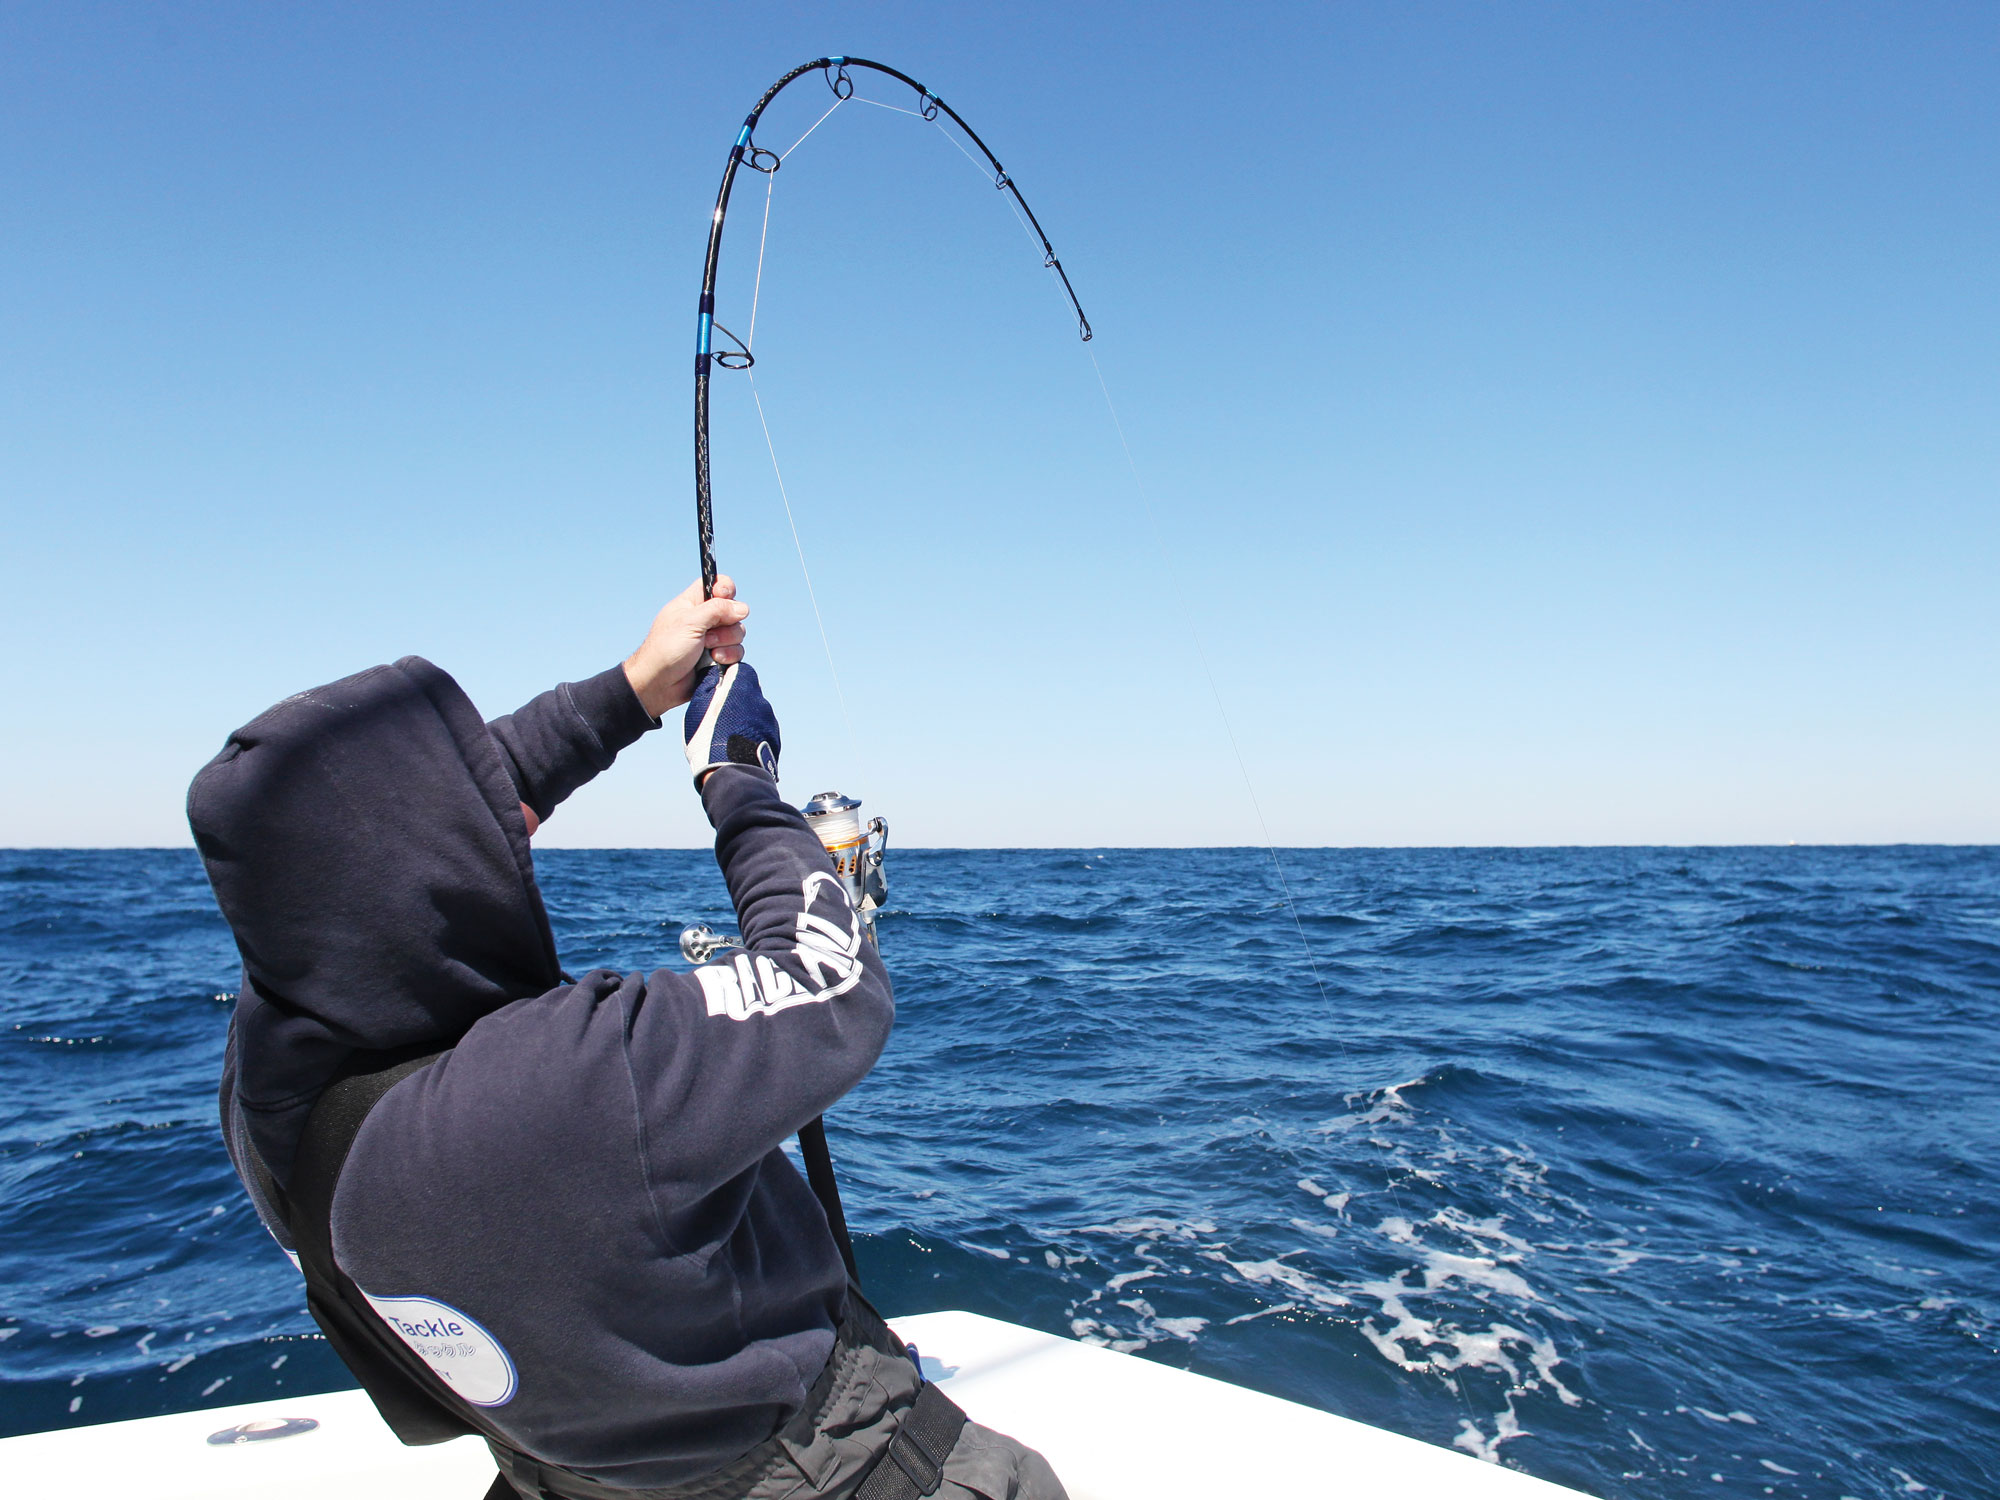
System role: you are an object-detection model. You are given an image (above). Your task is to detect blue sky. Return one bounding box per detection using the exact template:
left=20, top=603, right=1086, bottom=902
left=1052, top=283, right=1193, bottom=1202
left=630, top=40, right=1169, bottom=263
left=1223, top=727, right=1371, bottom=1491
left=3, top=2, right=1995, bottom=847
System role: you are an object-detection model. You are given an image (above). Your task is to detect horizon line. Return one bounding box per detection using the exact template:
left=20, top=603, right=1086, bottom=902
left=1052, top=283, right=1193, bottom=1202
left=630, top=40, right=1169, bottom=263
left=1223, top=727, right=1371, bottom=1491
left=6, top=842, right=1998, bottom=854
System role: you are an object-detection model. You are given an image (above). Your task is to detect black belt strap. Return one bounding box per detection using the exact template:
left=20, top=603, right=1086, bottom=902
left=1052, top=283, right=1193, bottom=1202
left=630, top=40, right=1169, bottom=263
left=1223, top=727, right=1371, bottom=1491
left=798, top=1116, right=860, bottom=1285
left=853, top=1383, right=969, bottom=1500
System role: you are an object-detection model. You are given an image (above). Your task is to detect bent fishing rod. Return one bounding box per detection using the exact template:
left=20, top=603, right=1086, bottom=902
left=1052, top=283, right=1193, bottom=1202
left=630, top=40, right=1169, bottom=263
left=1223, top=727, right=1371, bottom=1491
left=692, top=54, right=1092, bottom=598
left=682, top=56, right=1093, bottom=1284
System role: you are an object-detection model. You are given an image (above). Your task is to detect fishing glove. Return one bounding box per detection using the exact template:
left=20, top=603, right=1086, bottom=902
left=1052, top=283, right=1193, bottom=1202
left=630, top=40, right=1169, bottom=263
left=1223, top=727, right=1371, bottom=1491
left=684, top=662, right=782, bottom=787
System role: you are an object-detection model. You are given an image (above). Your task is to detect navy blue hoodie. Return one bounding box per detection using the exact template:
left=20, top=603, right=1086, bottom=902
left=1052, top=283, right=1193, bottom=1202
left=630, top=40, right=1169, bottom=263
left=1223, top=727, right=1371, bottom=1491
left=189, top=657, right=894, bottom=1487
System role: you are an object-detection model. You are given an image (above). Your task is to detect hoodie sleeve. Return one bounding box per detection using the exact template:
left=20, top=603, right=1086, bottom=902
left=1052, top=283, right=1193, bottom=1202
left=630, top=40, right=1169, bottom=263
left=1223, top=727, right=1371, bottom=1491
left=619, top=764, right=897, bottom=1193
left=486, top=664, right=660, bottom=822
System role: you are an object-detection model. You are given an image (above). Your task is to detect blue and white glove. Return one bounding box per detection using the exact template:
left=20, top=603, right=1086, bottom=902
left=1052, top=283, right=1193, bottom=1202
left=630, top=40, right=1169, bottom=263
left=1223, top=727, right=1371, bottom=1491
left=683, top=662, right=781, bottom=787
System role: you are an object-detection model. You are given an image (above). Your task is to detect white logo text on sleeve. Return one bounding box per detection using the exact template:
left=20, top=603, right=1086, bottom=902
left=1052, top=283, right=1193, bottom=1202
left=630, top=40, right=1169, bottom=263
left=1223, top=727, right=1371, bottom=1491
left=695, top=872, right=865, bottom=1022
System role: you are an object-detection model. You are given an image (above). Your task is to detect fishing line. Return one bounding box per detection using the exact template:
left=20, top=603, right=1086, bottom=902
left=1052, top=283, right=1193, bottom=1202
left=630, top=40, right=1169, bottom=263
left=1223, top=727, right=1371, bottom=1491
left=1082, top=348, right=1341, bottom=1016
left=748, top=99, right=846, bottom=352
left=1077, top=344, right=1440, bottom=1227
left=924, top=119, right=1450, bottom=1376
left=748, top=369, right=863, bottom=771
left=856, top=95, right=1053, bottom=282
left=734, top=102, right=863, bottom=771
left=900, top=99, right=1358, bottom=1032
left=693, top=64, right=1483, bottom=1422
left=746, top=174, right=775, bottom=352
left=849, top=94, right=927, bottom=119
left=926, top=118, right=1050, bottom=255
left=905, top=111, right=1422, bottom=1242
left=1047, top=335, right=1480, bottom=1421
left=779, top=98, right=847, bottom=162
left=1081, top=347, right=1488, bottom=1436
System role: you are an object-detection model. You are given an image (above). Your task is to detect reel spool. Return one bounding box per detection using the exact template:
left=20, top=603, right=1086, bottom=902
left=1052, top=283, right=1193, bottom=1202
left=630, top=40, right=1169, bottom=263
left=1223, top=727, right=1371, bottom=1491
left=679, top=791, right=890, bottom=964
left=802, top=791, right=889, bottom=943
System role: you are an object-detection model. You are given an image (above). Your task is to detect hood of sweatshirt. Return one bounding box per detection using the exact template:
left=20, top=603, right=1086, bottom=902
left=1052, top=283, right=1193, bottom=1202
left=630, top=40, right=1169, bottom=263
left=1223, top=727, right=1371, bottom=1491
left=189, top=655, right=563, bottom=1183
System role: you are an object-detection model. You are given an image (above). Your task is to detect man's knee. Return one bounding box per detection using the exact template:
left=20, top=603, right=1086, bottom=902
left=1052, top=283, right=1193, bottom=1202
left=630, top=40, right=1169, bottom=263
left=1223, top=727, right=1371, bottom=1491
left=938, top=1420, right=1069, bottom=1500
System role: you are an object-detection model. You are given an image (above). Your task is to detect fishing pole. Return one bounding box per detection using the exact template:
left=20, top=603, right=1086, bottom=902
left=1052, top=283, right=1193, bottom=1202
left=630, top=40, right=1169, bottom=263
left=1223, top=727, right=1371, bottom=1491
left=692, top=54, right=1092, bottom=599
left=683, top=56, right=1091, bottom=1286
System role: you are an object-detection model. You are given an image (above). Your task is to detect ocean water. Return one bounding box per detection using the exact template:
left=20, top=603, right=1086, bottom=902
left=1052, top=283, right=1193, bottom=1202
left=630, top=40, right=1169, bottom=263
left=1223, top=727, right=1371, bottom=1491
left=1, top=846, right=1995, bottom=1499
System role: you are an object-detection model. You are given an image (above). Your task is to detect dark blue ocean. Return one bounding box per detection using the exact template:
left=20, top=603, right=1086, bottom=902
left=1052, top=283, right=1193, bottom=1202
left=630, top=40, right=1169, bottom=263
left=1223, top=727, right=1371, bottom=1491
left=2, top=847, right=1995, bottom=1498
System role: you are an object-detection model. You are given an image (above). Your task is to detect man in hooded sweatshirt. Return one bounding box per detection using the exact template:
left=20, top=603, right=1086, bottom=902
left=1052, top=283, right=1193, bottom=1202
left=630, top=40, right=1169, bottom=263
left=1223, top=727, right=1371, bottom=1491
left=188, top=578, right=1066, bottom=1500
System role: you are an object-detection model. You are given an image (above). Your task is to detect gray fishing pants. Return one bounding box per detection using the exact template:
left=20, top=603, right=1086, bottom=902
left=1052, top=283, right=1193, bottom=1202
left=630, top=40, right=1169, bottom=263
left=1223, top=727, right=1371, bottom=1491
left=493, top=1325, right=1068, bottom=1500
left=709, top=1336, right=1067, bottom=1500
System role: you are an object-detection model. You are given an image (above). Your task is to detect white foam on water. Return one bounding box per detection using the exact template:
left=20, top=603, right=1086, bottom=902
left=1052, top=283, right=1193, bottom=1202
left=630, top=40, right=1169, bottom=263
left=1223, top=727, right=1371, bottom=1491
left=1433, top=1208, right=1534, bottom=1256
left=1761, top=1460, right=1799, bottom=1475
left=1317, top=1077, right=1423, bottom=1136
left=1215, top=1254, right=1355, bottom=1311
left=1067, top=1218, right=1238, bottom=1350
left=1078, top=1216, right=1218, bottom=1240
left=1106, top=1270, right=1159, bottom=1292
left=1224, top=1303, right=1299, bottom=1326
left=1057, top=1074, right=1612, bottom=1441
left=1681, top=1404, right=1756, bottom=1426
left=1417, top=1250, right=1538, bottom=1302
left=1111, top=1298, right=1206, bottom=1342
left=1353, top=1219, right=1581, bottom=1408
left=1592, top=1239, right=1651, bottom=1274
left=1066, top=1311, right=1171, bottom=1354
left=1453, top=1401, right=1527, bottom=1463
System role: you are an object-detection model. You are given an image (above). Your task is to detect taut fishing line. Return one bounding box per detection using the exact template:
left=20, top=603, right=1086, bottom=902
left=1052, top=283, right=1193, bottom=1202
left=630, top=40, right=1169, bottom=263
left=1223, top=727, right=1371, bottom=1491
left=1070, top=344, right=1466, bottom=1425
left=733, top=98, right=860, bottom=768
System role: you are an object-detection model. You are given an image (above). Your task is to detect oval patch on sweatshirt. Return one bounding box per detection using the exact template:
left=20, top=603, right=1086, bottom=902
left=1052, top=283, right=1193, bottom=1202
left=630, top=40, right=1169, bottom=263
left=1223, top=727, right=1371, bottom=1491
left=361, top=1292, right=518, bottom=1406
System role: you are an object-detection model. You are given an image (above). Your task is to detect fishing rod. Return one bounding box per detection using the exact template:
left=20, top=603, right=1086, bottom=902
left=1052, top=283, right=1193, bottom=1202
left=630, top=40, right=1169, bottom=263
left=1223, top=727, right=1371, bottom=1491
left=682, top=56, right=1092, bottom=1285
left=692, top=54, right=1092, bottom=598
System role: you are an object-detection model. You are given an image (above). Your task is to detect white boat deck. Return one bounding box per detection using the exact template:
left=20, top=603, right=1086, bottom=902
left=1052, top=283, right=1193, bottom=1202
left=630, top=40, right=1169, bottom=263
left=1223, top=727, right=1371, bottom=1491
left=0, top=1311, right=1595, bottom=1498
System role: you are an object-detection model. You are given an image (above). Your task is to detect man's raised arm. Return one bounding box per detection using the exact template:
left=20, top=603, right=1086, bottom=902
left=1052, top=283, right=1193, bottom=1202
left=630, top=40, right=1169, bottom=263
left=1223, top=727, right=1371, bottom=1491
left=485, top=577, right=751, bottom=826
